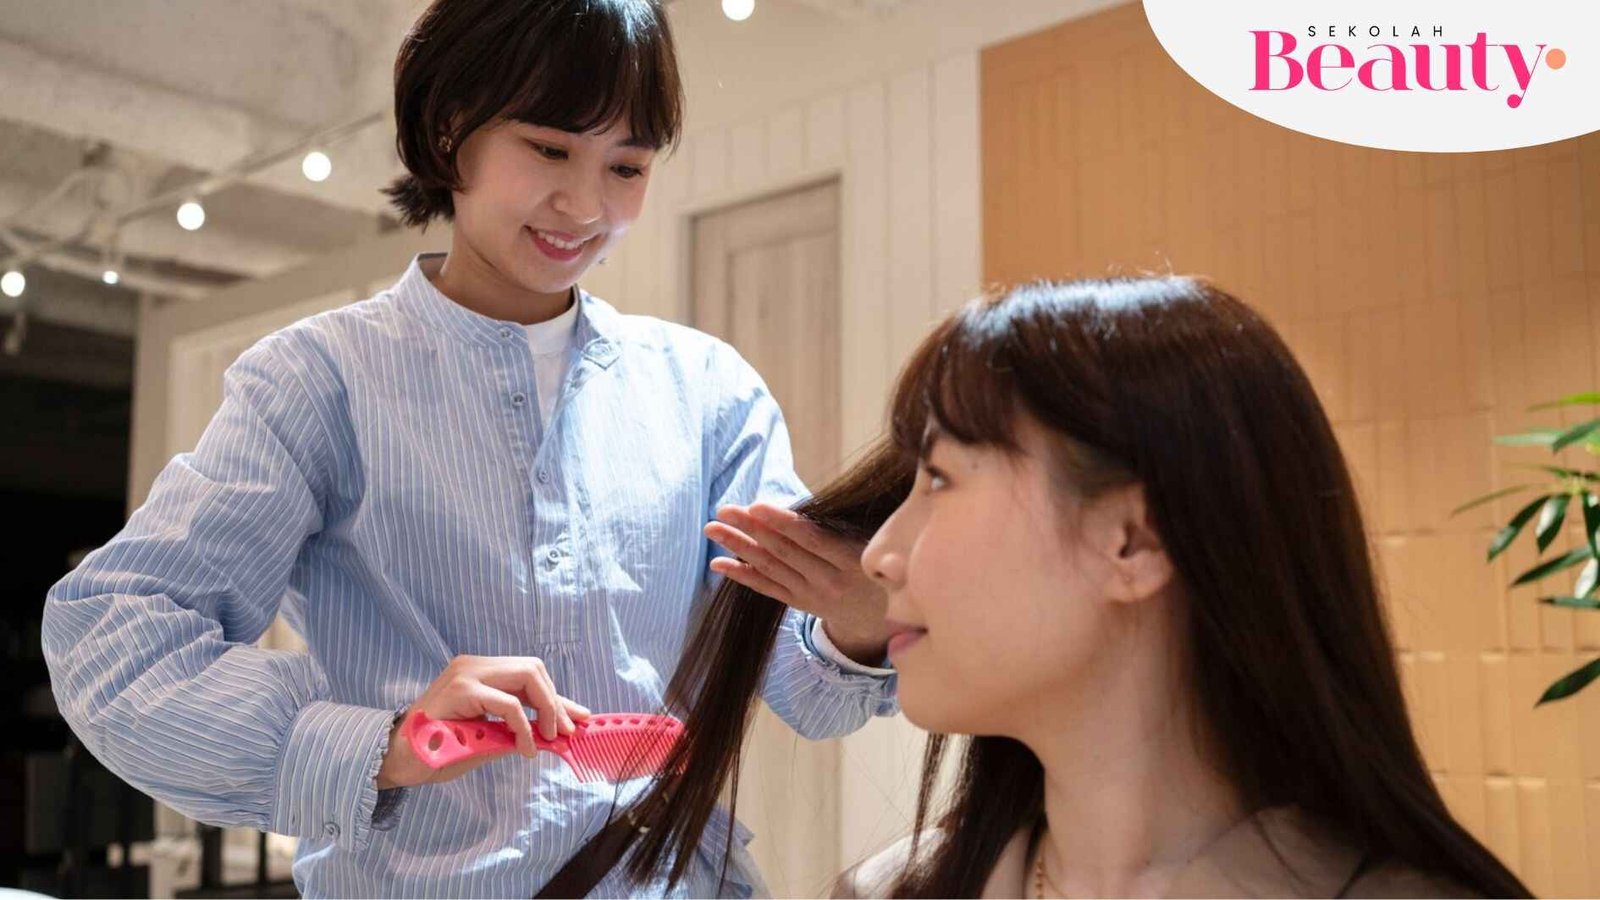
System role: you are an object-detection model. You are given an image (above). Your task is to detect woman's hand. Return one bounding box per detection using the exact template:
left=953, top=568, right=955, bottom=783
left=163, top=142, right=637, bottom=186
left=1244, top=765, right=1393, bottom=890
left=705, top=503, right=892, bottom=665
left=377, top=655, right=592, bottom=789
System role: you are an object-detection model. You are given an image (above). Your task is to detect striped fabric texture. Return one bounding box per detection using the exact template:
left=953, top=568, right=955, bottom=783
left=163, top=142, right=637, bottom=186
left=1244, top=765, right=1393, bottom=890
left=42, top=254, right=899, bottom=898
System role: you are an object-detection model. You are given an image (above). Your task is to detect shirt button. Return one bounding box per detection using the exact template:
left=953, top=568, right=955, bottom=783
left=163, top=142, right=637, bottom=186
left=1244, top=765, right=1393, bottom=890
left=537, top=469, right=551, bottom=484
left=499, top=327, right=513, bottom=340
left=511, top=392, right=526, bottom=406
left=323, top=822, right=340, bottom=839
left=547, top=548, right=561, bottom=563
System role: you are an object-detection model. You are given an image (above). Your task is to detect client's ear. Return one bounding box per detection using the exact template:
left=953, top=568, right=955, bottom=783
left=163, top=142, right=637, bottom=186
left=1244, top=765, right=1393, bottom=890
left=1088, top=483, right=1174, bottom=604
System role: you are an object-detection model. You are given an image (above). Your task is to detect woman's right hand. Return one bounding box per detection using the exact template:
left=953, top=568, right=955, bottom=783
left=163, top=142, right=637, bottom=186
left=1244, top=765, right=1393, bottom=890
left=376, top=655, right=592, bottom=789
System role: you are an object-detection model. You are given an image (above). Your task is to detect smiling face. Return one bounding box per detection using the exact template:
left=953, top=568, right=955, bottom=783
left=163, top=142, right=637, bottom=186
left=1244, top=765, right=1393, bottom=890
left=449, top=119, right=657, bottom=298
left=861, top=414, right=1157, bottom=738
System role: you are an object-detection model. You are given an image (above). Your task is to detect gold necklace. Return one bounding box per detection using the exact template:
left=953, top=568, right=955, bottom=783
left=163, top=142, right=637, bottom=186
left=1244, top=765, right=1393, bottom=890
left=1033, top=826, right=1066, bottom=898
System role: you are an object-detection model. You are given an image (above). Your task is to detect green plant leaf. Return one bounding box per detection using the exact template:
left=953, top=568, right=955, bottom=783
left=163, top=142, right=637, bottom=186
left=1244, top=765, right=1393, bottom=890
left=1512, top=545, right=1595, bottom=586
left=1552, top=419, right=1600, bottom=452
left=1495, top=428, right=1565, bottom=447
left=1537, top=655, right=1600, bottom=705
left=1542, top=595, right=1600, bottom=610
left=1577, top=558, right=1600, bottom=598
left=1535, top=494, right=1572, bottom=552
left=1586, top=495, right=1600, bottom=560
left=1530, top=393, right=1600, bottom=411
left=1450, top=484, right=1535, bottom=516
left=1513, top=464, right=1600, bottom=482
left=1490, top=495, right=1553, bottom=561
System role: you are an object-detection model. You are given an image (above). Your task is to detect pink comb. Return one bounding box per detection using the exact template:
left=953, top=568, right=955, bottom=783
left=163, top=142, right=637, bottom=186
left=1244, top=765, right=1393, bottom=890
left=403, top=711, right=684, bottom=783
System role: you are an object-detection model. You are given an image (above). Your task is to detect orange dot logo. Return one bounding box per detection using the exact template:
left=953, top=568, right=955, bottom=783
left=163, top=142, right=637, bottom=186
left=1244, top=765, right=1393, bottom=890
left=1547, top=48, right=1567, bottom=70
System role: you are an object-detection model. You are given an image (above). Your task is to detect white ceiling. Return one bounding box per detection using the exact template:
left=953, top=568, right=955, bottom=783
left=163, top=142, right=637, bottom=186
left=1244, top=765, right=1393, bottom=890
left=0, top=0, right=925, bottom=334
left=0, top=0, right=427, bottom=329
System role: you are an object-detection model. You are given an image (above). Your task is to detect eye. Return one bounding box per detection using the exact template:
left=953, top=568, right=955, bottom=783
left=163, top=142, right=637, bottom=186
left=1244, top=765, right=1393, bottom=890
left=528, top=141, right=568, bottom=160
left=920, top=463, right=948, bottom=492
left=612, top=164, right=646, bottom=179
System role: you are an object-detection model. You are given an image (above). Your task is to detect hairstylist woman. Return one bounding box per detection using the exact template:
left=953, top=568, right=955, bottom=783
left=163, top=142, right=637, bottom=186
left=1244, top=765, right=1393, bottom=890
left=40, top=1, right=897, bottom=896
left=825, top=278, right=1529, bottom=897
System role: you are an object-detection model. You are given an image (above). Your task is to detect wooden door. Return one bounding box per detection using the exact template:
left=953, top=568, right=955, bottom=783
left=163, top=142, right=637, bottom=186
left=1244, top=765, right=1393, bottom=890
left=692, top=179, right=844, bottom=897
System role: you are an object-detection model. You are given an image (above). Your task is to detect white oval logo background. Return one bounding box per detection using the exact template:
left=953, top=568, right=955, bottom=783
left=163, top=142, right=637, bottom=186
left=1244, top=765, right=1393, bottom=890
left=1142, top=0, right=1599, bottom=153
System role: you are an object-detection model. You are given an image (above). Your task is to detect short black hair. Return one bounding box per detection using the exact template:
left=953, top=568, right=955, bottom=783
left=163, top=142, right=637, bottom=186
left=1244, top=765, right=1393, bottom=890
left=384, top=0, right=684, bottom=229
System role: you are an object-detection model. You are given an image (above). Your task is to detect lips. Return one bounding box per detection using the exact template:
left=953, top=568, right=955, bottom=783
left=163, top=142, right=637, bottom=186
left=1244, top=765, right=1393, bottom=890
left=527, top=226, right=592, bottom=262
left=885, top=619, right=928, bottom=658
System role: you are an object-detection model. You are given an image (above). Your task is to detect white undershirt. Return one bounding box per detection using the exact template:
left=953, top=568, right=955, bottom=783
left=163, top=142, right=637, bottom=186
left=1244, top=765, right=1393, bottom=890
left=523, top=292, right=582, bottom=430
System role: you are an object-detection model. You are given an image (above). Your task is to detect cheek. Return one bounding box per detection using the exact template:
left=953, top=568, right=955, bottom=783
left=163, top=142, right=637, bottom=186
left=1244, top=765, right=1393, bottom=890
left=896, top=499, right=1100, bottom=734
left=604, top=179, right=649, bottom=228
left=456, top=155, right=542, bottom=224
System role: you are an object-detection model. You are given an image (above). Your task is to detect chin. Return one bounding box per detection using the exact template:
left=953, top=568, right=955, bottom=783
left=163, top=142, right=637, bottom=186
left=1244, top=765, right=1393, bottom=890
left=898, top=678, right=985, bottom=735
left=508, top=253, right=589, bottom=295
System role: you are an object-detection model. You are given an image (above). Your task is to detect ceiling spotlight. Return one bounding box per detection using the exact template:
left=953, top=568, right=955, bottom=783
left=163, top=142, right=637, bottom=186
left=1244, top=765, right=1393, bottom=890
left=1, top=269, right=24, bottom=298
left=302, top=150, right=332, bottom=183
left=176, top=200, right=206, bottom=231
left=722, top=0, right=754, bottom=21
left=100, top=236, right=123, bottom=287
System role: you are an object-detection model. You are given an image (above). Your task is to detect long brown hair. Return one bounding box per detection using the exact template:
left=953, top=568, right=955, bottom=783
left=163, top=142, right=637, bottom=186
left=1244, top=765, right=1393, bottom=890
left=591, top=439, right=912, bottom=891
left=587, top=276, right=1529, bottom=898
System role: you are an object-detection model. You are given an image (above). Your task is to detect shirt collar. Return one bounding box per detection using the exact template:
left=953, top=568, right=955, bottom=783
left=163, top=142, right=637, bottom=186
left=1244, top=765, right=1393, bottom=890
left=391, top=252, right=621, bottom=368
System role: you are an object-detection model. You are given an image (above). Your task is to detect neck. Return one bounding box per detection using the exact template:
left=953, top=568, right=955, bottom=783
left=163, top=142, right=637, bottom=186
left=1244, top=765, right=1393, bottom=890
left=1015, top=611, right=1245, bottom=897
left=429, top=239, right=574, bottom=325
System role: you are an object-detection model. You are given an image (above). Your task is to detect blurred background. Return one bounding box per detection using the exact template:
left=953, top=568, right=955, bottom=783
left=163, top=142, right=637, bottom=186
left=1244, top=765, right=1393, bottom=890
left=1, top=0, right=1596, bottom=896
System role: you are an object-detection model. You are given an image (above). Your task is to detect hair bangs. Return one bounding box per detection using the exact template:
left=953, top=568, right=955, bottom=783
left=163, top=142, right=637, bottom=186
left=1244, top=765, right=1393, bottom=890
left=498, top=1, right=682, bottom=149
left=890, top=295, right=1028, bottom=462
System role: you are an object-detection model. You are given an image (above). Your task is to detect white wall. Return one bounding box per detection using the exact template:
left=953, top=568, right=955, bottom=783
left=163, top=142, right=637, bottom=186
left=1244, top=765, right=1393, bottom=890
left=582, top=47, right=981, bottom=452
left=665, top=0, right=1127, bottom=139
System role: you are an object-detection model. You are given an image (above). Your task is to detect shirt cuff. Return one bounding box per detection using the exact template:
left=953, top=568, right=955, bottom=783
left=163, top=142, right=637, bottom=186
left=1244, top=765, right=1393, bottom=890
left=371, top=703, right=413, bottom=832
left=806, top=614, right=895, bottom=677
left=270, top=700, right=397, bottom=851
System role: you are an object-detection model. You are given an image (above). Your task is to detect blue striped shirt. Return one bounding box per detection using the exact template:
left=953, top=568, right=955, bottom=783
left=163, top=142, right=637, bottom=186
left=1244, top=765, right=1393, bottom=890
left=41, top=254, right=899, bottom=898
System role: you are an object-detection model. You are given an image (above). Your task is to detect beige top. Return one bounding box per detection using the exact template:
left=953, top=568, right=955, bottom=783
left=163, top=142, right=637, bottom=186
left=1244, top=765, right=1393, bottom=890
left=831, top=806, right=1474, bottom=898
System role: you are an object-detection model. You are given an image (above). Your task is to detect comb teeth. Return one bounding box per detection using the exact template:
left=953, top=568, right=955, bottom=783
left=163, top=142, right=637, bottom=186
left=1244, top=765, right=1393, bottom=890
left=554, top=714, right=684, bottom=783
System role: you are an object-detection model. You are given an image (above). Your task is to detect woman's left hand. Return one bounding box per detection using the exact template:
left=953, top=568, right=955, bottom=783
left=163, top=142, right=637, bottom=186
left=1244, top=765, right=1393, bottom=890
left=705, top=502, right=891, bottom=665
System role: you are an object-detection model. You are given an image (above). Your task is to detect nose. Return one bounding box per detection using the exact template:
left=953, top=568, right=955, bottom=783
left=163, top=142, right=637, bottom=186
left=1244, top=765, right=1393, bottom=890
left=860, top=514, right=907, bottom=590
left=550, top=167, right=603, bottom=226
